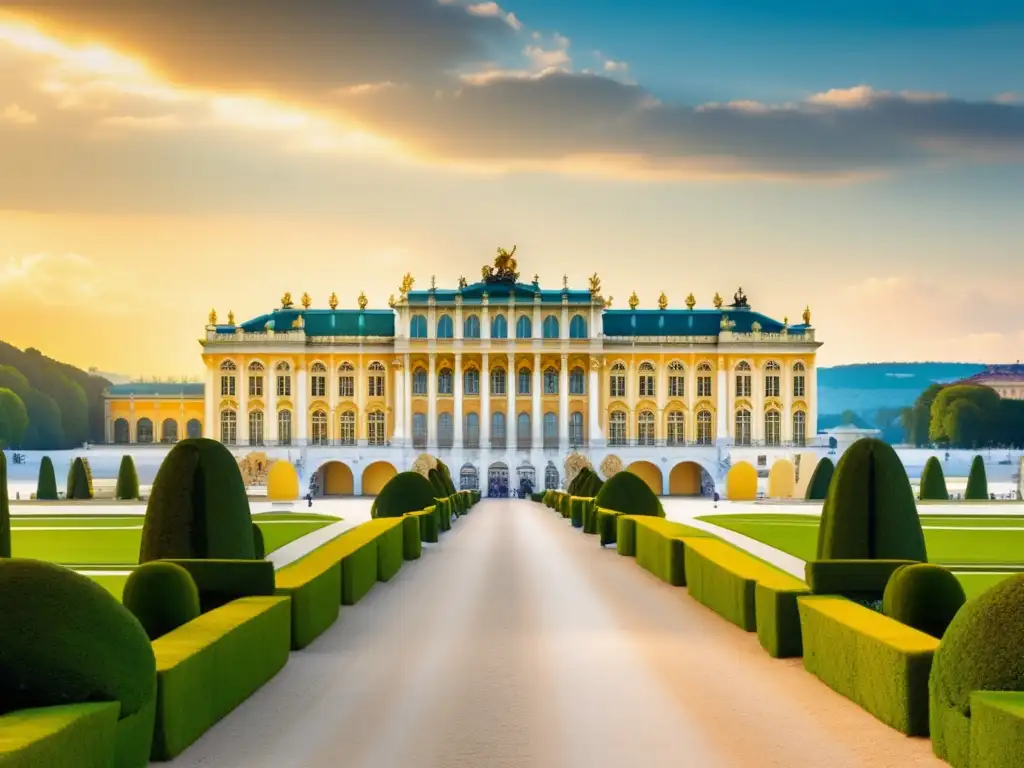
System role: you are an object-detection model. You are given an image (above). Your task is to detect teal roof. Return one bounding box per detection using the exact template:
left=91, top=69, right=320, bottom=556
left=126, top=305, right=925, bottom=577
left=220, top=309, right=395, bottom=337
left=408, top=279, right=593, bottom=305
left=602, top=308, right=808, bottom=337
left=106, top=383, right=204, bottom=397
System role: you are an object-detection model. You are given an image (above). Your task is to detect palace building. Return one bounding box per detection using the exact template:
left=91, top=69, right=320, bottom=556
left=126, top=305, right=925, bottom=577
left=103, top=249, right=822, bottom=496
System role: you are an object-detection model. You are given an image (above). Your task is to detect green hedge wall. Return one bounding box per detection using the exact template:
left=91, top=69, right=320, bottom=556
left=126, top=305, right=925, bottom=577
left=371, top=472, right=437, bottom=519
left=274, top=557, right=341, bottom=651
left=969, top=692, right=1024, bottom=768
left=374, top=519, right=405, bottom=583
left=881, top=563, right=965, bottom=639
left=634, top=518, right=712, bottom=586
left=0, top=702, right=121, bottom=768
left=402, top=515, right=422, bottom=560
left=805, top=559, right=918, bottom=599
left=160, top=559, right=275, bottom=614
left=598, top=509, right=621, bottom=547
left=569, top=497, right=586, bottom=528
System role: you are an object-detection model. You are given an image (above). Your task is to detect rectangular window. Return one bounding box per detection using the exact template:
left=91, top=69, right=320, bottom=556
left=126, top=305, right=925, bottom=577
left=668, top=376, right=684, bottom=398
left=276, top=375, right=291, bottom=397
left=765, top=375, right=780, bottom=398
left=697, top=375, right=712, bottom=398
left=735, top=375, right=751, bottom=398
left=793, top=375, right=805, bottom=398
left=639, top=375, right=655, bottom=397
left=610, top=376, right=625, bottom=398
left=368, top=375, right=385, bottom=398
left=248, top=376, right=262, bottom=397
left=220, top=375, right=236, bottom=397
left=339, top=376, right=354, bottom=398
left=311, top=376, right=326, bottom=398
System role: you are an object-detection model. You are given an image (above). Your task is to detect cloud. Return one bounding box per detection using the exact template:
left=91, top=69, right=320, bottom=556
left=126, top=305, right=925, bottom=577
left=2, top=102, right=36, bottom=123
left=603, top=59, right=628, bottom=73
left=0, top=252, right=103, bottom=305
left=466, top=2, right=521, bottom=31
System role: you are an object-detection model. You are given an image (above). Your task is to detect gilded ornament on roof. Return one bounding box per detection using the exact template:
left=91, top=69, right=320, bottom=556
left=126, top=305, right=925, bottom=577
left=281, top=292, right=293, bottom=309
left=481, top=245, right=519, bottom=283
left=329, top=292, right=338, bottom=310
left=388, top=294, right=396, bottom=308
left=227, top=310, right=235, bottom=326
left=628, top=291, right=639, bottom=310
left=458, top=275, right=468, bottom=289
left=658, top=292, right=668, bottom=310
left=685, top=293, right=696, bottom=310
left=713, top=292, right=723, bottom=309
left=301, top=292, right=312, bottom=309
left=604, top=295, right=613, bottom=308
left=588, top=273, right=601, bottom=295
left=399, top=273, right=415, bottom=296
left=358, top=291, right=368, bottom=310
left=208, top=308, right=217, bottom=325
left=803, top=306, right=812, bottom=325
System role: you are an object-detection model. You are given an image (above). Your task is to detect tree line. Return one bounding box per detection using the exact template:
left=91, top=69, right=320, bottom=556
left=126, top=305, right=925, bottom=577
left=0, top=341, right=110, bottom=449
left=901, top=383, right=1024, bottom=448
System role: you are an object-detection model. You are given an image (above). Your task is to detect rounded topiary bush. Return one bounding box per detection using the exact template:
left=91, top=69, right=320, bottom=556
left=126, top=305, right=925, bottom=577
left=585, top=474, right=604, bottom=497
left=570, top=468, right=598, bottom=497
left=139, top=438, right=255, bottom=563
left=930, top=574, right=1024, bottom=719
left=65, top=457, right=93, bottom=500
left=252, top=523, right=265, bottom=559
left=0, top=558, right=156, bottom=716
left=816, top=438, right=926, bottom=561
left=371, top=471, right=438, bottom=518
left=594, top=470, right=664, bottom=517
left=427, top=468, right=448, bottom=499
left=122, top=561, right=201, bottom=641
left=436, top=460, right=457, bottom=496
left=965, top=455, right=988, bottom=500
left=115, top=454, right=140, bottom=500
left=919, top=456, right=949, bottom=501
left=36, top=456, right=58, bottom=501
left=804, top=457, right=834, bottom=501
left=0, top=451, right=9, bottom=558
left=882, top=563, right=966, bottom=639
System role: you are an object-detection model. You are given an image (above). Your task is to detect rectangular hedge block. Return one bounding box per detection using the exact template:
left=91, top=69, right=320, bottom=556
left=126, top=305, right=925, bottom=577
left=798, top=595, right=938, bottom=736
left=970, top=691, right=1024, bottom=768
left=151, top=596, right=291, bottom=761
left=401, top=515, right=422, bottom=560
left=617, top=515, right=637, bottom=556
left=597, top=509, right=621, bottom=547
left=373, top=519, right=405, bottom=582
left=805, top=559, right=918, bottom=599
left=569, top=497, right=586, bottom=529
left=755, top=576, right=811, bottom=659
left=931, top=700, right=971, bottom=768
left=415, top=506, right=439, bottom=543
left=161, top=559, right=276, bottom=614
left=583, top=500, right=599, bottom=534
left=0, top=702, right=121, bottom=768
left=275, top=556, right=342, bottom=651
left=634, top=518, right=714, bottom=586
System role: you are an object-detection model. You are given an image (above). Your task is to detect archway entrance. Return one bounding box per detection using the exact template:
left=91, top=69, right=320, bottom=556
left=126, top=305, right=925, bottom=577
left=488, top=462, right=509, bottom=497
left=362, top=461, right=397, bottom=496
left=669, top=461, right=712, bottom=496
left=459, top=464, right=479, bottom=491
left=517, top=464, right=536, bottom=497
left=317, top=461, right=354, bottom=497
left=626, top=460, right=662, bottom=496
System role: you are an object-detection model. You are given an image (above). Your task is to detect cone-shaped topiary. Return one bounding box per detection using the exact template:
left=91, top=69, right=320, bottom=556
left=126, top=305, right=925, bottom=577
left=371, top=471, right=438, bottom=518
left=122, top=561, right=201, bottom=640
left=816, top=437, right=926, bottom=561
left=436, top=460, right=458, bottom=496
left=115, top=454, right=140, bottom=500
left=569, top=468, right=596, bottom=496
left=964, top=455, right=988, bottom=500
left=252, top=523, right=265, bottom=559
left=919, top=456, right=949, bottom=501
left=0, top=558, right=156, bottom=719
left=804, top=457, right=834, bottom=501
left=139, top=438, right=255, bottom=563
left=65, top=456, right=93, bottom=500
left=36, top=456, right=58, bottom=501
left=584, top=473, right=604, bottom=498
left=0, top=451, right=9, bottom=558
left=427, top=468, right=448, bottom=499
left=595, top=470, right=664, bottom=517
left=882, top=563, right=965, bottom=639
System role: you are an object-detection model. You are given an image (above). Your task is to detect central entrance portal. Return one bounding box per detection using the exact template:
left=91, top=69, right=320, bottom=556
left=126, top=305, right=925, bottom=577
left=488, top=463, right=509, bottom=497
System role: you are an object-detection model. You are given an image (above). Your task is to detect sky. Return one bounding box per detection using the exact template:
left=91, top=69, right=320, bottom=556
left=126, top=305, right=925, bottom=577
left=0, top=0, right=1023, bottom=377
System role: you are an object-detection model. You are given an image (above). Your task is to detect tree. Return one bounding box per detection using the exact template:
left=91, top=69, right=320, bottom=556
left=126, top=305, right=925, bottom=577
left=0, top=388, right=29, bottom=448
left=929, top=385, right=999, bottom=445
left=20, top=389, right=65, bottom=449
left=943, top=399, right=985, bottom=448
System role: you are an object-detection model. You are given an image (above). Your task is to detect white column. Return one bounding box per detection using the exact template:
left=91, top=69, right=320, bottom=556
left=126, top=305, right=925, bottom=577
left=533, top=300, right=542, bottom=339
left=296, top=366, right=308, bottom=445
left=656, top=357, right=666, bottom=442
left=238, top=356, right=249, bottom=445
left=454, top=352, right=463, bottom=448
left=104, top=400, right=112, bottom=444
left=625, top=360, right=635, bottom=443
left=481, top=352, right=491, bottom=447
left=482, top=301, right=491, bottom=340
left=560, top=300, right=570, bottom=340
left=455, top=300, right=464, bottom=340
left=782, top=364, right=793, bottom=442
left=715, top=357, right=728, bottom=445
left=204, top=364, right=215, bottom=439
left=532, top=353, right=542, bottom=447
left=328, top=356, right=338, bottom=443
left=588, top=358, right=603, bottom=445
left=809, top=358, right=819, bottom=443
left=129, top=398, right=136, bottom=443
left=268, top=370, right=278, bottom=443
left=507, top=351, right=515, bottom=448
left=753, top=366, right=765, bottom=443
left=393, top=360, right=406, bottom=446
left=403, top=353, right=412, bottom=445
left=427, top=353, right=437, bottom=448
left=559, top=353, right=569, bottom=448
left=355, top=358, right=365, bottom=444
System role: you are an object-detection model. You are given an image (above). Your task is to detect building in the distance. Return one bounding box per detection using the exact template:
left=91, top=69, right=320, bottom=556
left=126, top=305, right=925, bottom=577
left=956, top=365, right=1024, bottom=400
left=103, top=249, right=822, bottom=496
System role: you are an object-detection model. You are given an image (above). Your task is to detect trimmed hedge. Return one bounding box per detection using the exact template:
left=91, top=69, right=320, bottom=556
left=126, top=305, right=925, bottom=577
left=140, top=438, right=255, bottom=562
left=150, top=596, right=290, bottom=760
left=633, top=518, right=713, bottom=586
left=122, top=562, right=201, bottom=641
left=594, top=470, right=664, bottom=517
left=274, top=555, right=341, bottom=651
left=805, top=559, right=918, bottom=599
left=115, top=454, right=140, bottom=500
left=374, top=518, right=405, bottom=582
left=965, top=455, right=988, bottom=500
left=803, top=457, right=834, bottom=501
left=161, top=559, right=275, bottom=614
left=0, top=702, right=121, bottom=768
left=799, top=595, right=937, bottom=736
left=402, top=515, right=422, bottom=560
left=756, top=576, right=812, bottom=659
left=583, top=499, right=600, bottom=534
left=970, top=692, right=1024, bottom=768
left=0, top=451, right=8, bottom=558
left=65, top=457, right=93, bottom=500
left=583, top=473, right=604, bottom=498
left=568, top=467, right=596, bottom=496
left=410, top=506, right=439, bottom=543
left=252, top=523, right=265, bottom=559
left=882, top=563, right=965, bottom=639
left=36, top=455, right=58, bottom=501
left=598, top=508, right=620, bottom=547
left=919, top=456, right=949, bottom=501
left=569, top=497, right=586, bottom=528
left=427, top=468, right=448, bottom=500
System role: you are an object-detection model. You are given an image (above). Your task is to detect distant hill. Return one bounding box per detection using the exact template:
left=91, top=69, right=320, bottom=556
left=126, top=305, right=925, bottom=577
left=818, top=363, right=985, bottom=414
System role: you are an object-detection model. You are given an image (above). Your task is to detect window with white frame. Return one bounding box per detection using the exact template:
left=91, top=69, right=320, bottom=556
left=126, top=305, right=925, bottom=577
left=735, top=409, right=752, bottom=446
left=638, top=409, right=655, bottom=445
left=276, top=361, right=291, bottom=397
left=735, top=361, right=752, bottom=398
left=220, top=360, right=236, bottom=397
left=667, top=410, right=685, bottom=445
left=220, top=409, right=236, bottom=444
left=367, top=361, right=385, bottom=398
left=543, top=367, right=558, bottom=395
left=249, top=410, right=263, bottom=445
left=608, top=410, right=627, bottom=446
left=491, top=367, right=507, bottom=396
left=696, top=409, right=712, bottom=445
left=338, top=362, right=354, bottom=398
left=278, top=409, right=292, bottom=445
left=764, top=361, right=781, bottom=398
left=311, top=410, right=328, bottom=445
left=765, top=409, right=781, bottom=446
left=793, top=362, right=806, bottom=398
left=569, top=366, right=585, bottom=395
left=412, top=367, right=428, bottom=396
left=438, top=368, right=453, bottom=396
left=339, top=411, right=355, bottom=445
left=464, top=368, right=480, bottom=395
left=793, top=410, right=806, bottom=446
left=543, top=412, right=558, bottom=447
left=697, top=363, right=712, bottom=398
left=310, top=362, right=327, bottom=398
left=638, top=362, right=656, bottom=398
left=668, top=361, right=685, bottom=398
left=609, top=362, right=626, bottom=398
left=569, top=411, right=584, bottom=446
left=518, top=367, right=531, bottom=395
left=367, top=410, right=385, bottom=445
left=248, top=361, right=264, bottom=397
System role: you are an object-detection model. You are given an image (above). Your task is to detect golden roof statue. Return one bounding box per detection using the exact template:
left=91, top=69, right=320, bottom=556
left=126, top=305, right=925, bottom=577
left=227, top=310, right=235, bottom=326
left=208, top=308, right=217, bottom=325
left=388, top=294, right=396, bottom=309
left=685, top=293, right=696, bottom=310
left=281, top=292, right=293, bottom=309
left=605, top=295, right=614, bottom=308
left=658, top=292, right=668, bottom=310
left=301, top=292, right=312, bottom=309
left=588, top=273, right=601, bottom=295
left=803, top=305, right=812, bottom=325
left=713, top=292, right=723, bottom=309
left=329, top=292, right=338, bottom=310
left=458, top=275, right=468, bottom=289
left=482, top=245, right=519, bottom=283
left=358, top=291, right=368, bottom=310
left=628, top=291, right=639, bottom=310
left=399, top=273, right=415, bottom=296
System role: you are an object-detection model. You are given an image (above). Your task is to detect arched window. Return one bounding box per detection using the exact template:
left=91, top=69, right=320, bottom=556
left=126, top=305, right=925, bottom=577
left=186, top=419, right=202, bottom=439
left=608, top=411, right=627, bottom=446
left=491, top=314, right=508, bottom=339
left=735, top=361, right=752, bottom=398
left=569, top=411, right=584, bottom=446
left=248, top=361, right=265, bottom=398
left=491, top=411, right=506, bottom=448
left=516, top=315, right=532, bottom=339
left=638, top=361, right=656, bottom=398
left=136, top=417, right=154, bottom=444
left=465, top=412, right=480, bottom=448
left=464, top=314, right=481, bottom=338
left=249, top=411, right=264, bottom=445
left=517, top=412, right=532, bottom=449
left=278, top=409, right=293, bottom=445
left=764, top=361, right=781, bottom=398
left=220, top=410, right=237, bottom=444
left=339, top=410, right=356, bottom=445
left=437, top=314, right=454, bottom=339
left=543, top=411, right=558, bottom=448
left=367, top=410, right=385, bottom=445
left=219, top=360, right=237, bottom=397
left=338, top=362, right=354, bottom=398
left=113, top=418, right=130, bottom=444
left=410, top=314, right=428, bottom=338
left=412, top=412, right=428, bottom=449
left=793, top=362, right=806, bottom=398
left=438, top=367, right=453, bottom=395
left=765, top=410, right=781, bottom=446
left=518, top=367, right=531, bottom=395
left=542, top=315, right=559, bottom=339
left=367, top=361, right=385, bottom=398
left=464, top=368, right=480, bottom=396
left=569, top=366, right=585, bottom=395
left=545, top=463, right=559, bottom=490
left=735, top=409, right=752, bottom=446
left=609, top=362, right=626, bottom=398
left=311, top=410, right=328, bottom=445
left=793, top=410, right=807, bottom=446
left=569, top=314, right=587, bottom=339
left=696, top=409, right=712, bottom=445
left=438, top=412, right=453, bottom=448
left=667, top=411, right=685, bottom=445
left=310, top=362, right=327, bottom=397
left=638, top=410, right=655, bottom=445
left=276, top=361, right=292, bottom=398
left=543, top=367, right=559, bottom=395
left=668, top=361, right=685, bottom=398
left=413, top=367, right=428, bottom=396
left=460, top=464, right=480, bottom=491
left=697, top=362, right=713, bottom=398
left=491, top=367, right=507, bottom=396
left=161, top=418, right=178, bottom=444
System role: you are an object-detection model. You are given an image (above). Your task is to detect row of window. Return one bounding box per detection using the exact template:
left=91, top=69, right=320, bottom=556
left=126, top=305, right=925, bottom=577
left=604, top=409, right=807, bottom=447
left=218, top=409, right=386, bottom=446
left=410, top=313, right=588, bottom=339
left=411, top=412, right=585, bottom=449
left=111, top=418, right=202, bottom=444
left=220, top=360, right=386, bottom=399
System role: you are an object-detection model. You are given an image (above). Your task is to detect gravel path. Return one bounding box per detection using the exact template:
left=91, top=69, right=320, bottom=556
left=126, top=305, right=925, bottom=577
left=167, top=501, right=943, bottom=768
